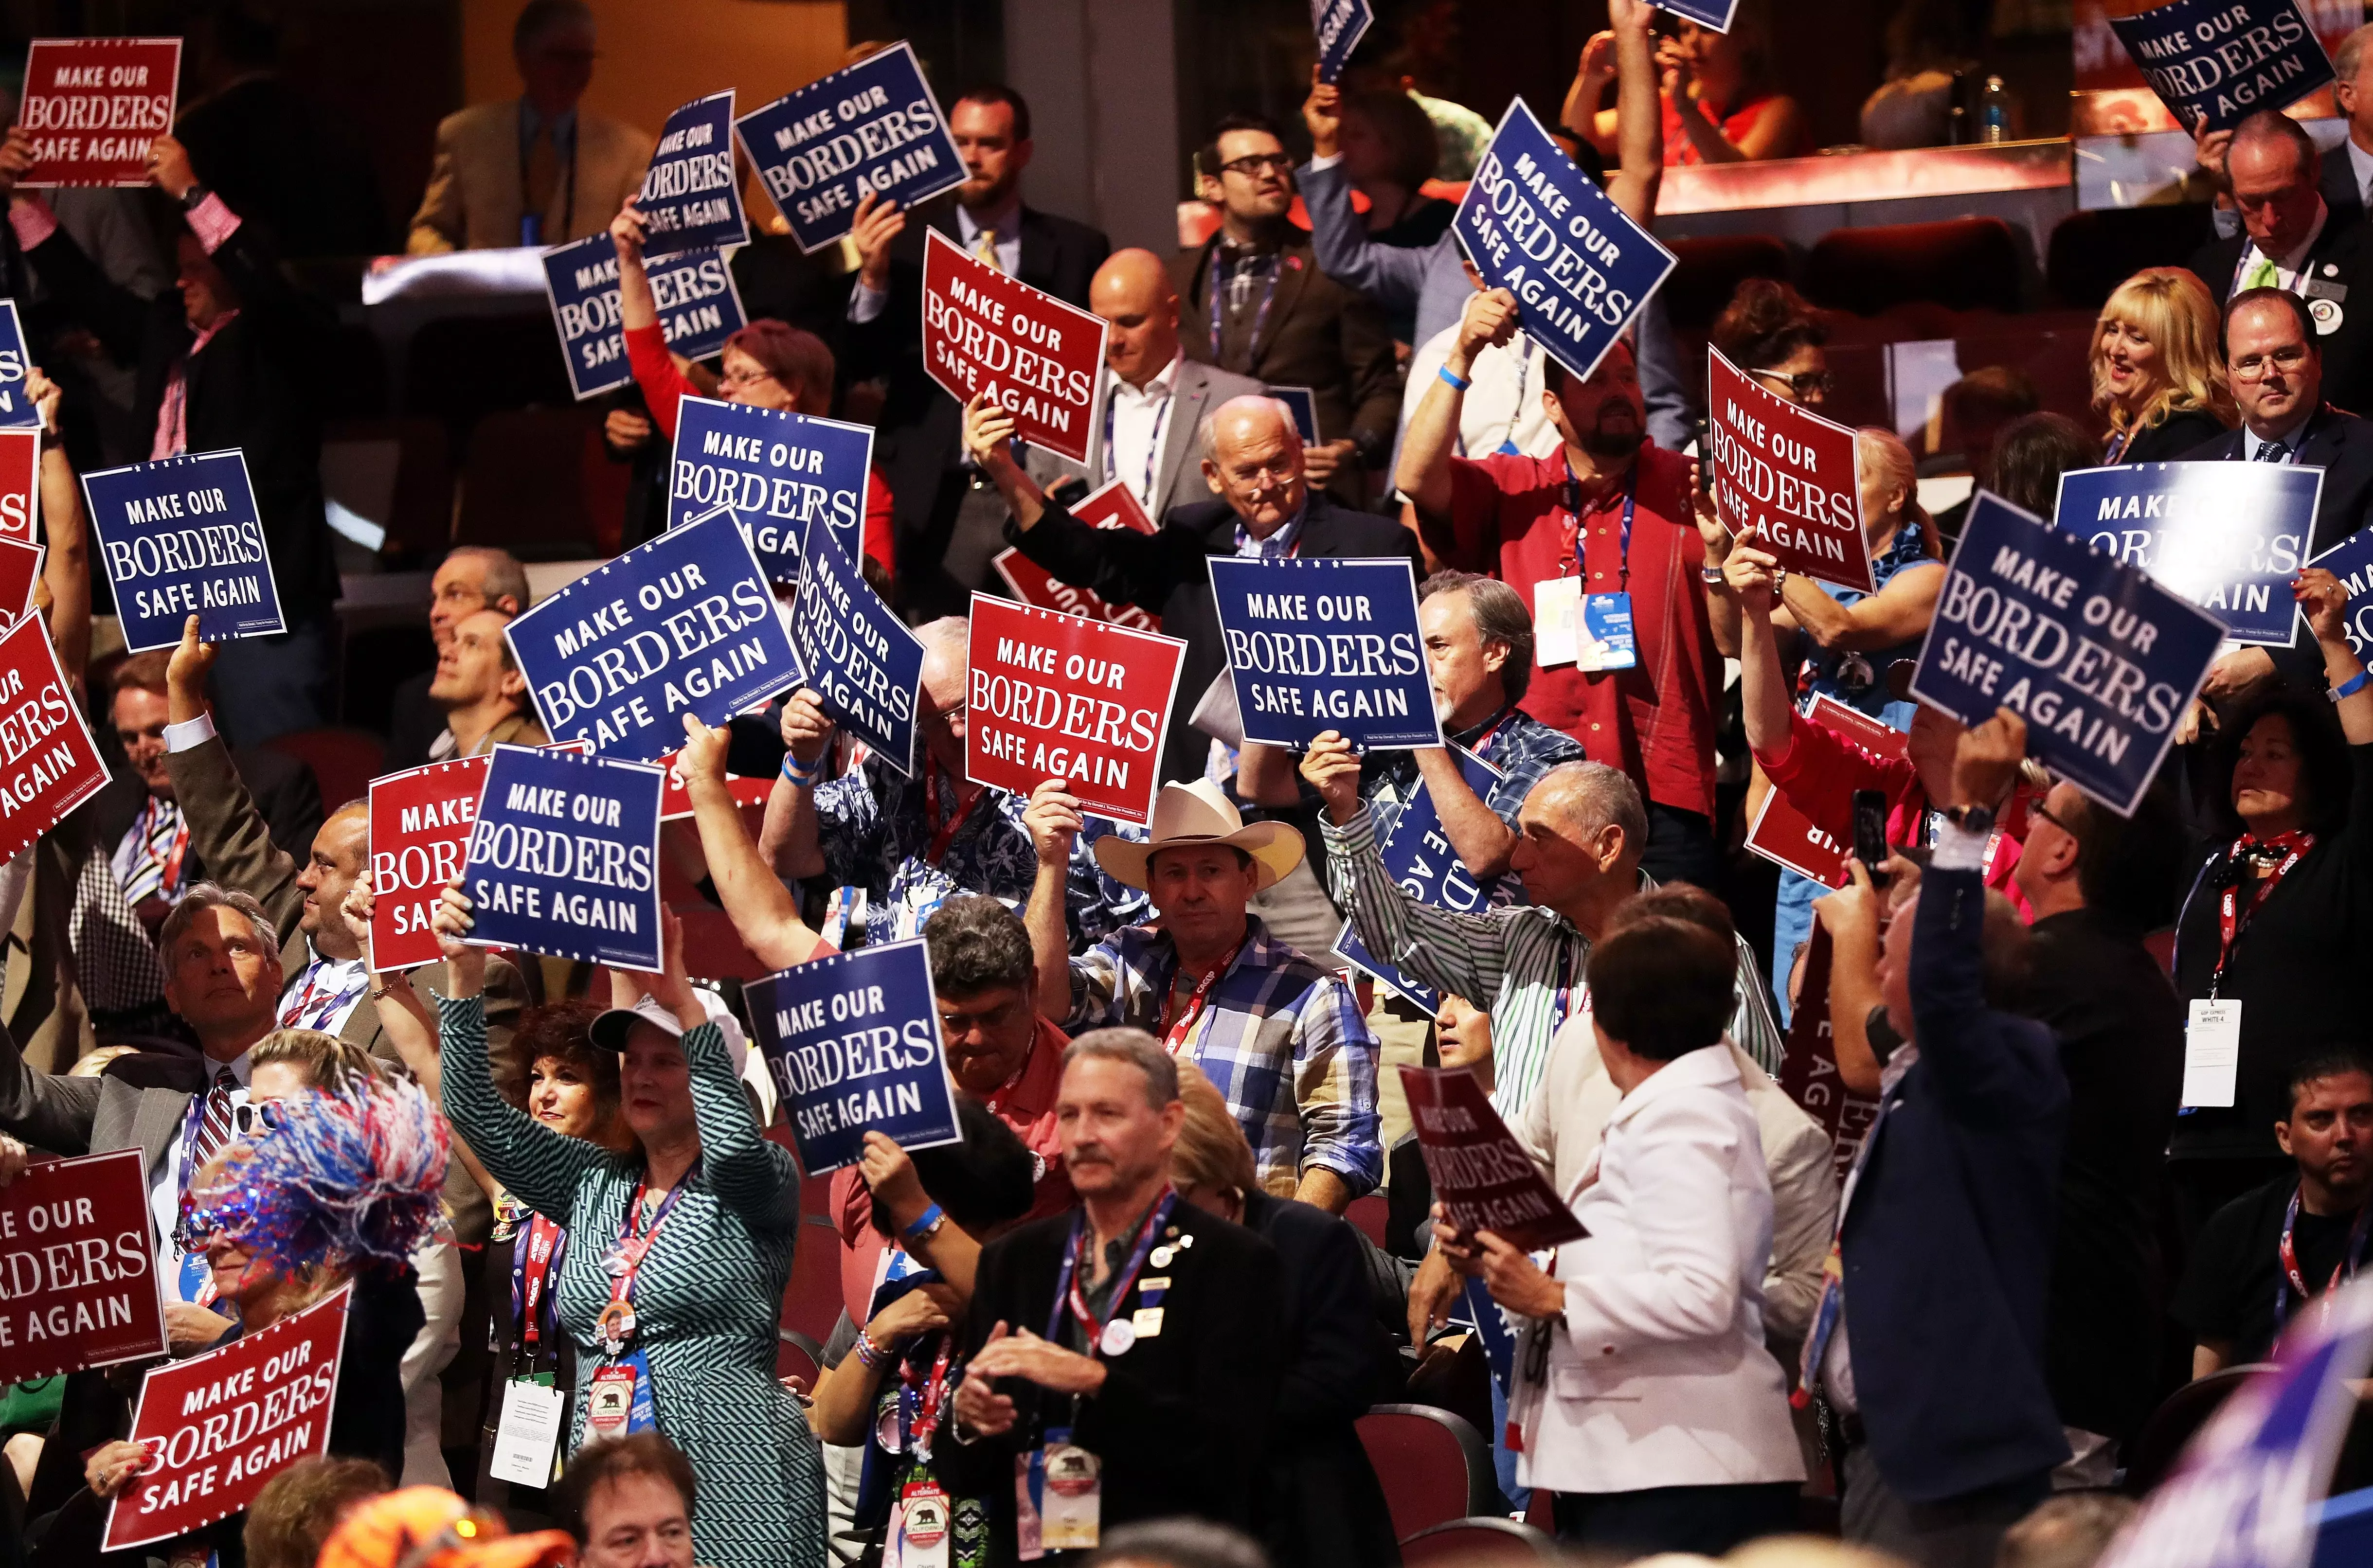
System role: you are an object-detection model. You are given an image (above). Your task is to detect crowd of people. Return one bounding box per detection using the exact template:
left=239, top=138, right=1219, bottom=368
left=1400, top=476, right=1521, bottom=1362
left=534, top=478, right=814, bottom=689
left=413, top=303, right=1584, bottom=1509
left=0, top=3, right=2371, bottom=1568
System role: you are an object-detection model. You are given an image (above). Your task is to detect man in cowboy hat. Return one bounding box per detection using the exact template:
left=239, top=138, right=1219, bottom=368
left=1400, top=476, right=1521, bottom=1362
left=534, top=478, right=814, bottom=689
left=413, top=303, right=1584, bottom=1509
left=1021, top=776, right=1382, bottom=1212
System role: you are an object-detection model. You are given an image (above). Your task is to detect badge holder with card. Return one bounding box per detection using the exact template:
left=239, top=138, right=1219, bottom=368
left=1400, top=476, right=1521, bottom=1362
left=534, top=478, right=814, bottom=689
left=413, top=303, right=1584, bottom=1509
left=1534, top=475, right=1637, bottom=674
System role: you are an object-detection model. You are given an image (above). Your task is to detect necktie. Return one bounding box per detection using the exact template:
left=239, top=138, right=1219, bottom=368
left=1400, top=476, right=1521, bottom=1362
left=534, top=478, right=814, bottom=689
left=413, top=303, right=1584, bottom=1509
left=524, top=121, right=560, bottom=228
left=190, top=1068, right=236, bottom=1176
left=2256, top=438, right=2290, bottom=463
left=973, top=226, right=1003, bottom=273
left=121, top=798, right=186, bottom=907
left=2243, top=254, right=2281, bottom=292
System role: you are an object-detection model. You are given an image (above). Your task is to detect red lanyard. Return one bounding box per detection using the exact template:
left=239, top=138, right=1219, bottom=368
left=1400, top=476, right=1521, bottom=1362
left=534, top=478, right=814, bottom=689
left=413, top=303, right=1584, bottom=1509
left=1160, top=939, right=1245, bottom=1056
left=2278, top=1184, right=2373, bottom=1326
left=905, top=1335, right=957, bottom=1461
left=924, top=763, right=986, bottom=867
left=606, top=1172, right=691, bottom=1316
left=1050, top=1189, right=1177, bottom=1346
left=518, top=1214, right=562, bottom=1350
left=2213, top=830, right=2314, bottom=993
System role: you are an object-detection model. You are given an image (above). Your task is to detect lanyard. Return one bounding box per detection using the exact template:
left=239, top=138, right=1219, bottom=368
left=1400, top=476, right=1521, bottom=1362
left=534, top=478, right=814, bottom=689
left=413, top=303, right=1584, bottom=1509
left=1496, top=339, right=1533, bottom=456
left=1208, top=251, right=1284, bottom=368
left=1460, top=706, right=1516, bottom=761
left=1560, top=467, right=1637, bottom=588
left=1104, top=381, right=1171, bottom=503
left=1047, top=1189, right=1177, bottom=1347
left=2277, top=1185, right=2373, bottom=1327
left=510, top=1214, right=566, bottom=1354
left=1550, top=939, right=1581, bottom=1035
left=2212, top=831, right=2314, bottom=996
left=924, top=763, right=987, bottom=868
left=2103, top=428, right=2129, bottom=464
left=605, top=1166, right=694, bottom=1317
left=1160, top=937, right=1246, bottom=1055
left=903, top=1334, right=957, bottom=1462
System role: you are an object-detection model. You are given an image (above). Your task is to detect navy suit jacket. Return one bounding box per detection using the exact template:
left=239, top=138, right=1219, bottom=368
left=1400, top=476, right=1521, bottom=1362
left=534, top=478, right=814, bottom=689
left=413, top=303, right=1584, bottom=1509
left=1841, top=863, right=2069, bottom=1502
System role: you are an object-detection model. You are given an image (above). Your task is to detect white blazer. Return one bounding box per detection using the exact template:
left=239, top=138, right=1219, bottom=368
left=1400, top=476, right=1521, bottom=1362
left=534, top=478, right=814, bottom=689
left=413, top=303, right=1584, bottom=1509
left=1508, top=1041, right=1807, bottom=1495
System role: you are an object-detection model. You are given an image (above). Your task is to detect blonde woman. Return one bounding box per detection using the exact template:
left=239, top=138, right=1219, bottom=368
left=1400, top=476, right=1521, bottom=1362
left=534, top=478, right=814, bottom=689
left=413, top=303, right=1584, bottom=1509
left=2093, top=266, right=2236, bottom=464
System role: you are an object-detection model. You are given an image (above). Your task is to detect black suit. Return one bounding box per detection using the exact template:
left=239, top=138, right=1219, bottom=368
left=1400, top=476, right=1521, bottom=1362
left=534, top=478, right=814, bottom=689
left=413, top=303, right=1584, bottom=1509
left=1005, top=492, right=1424, bottom=784
left=81, top=752, right=325, bottom=882
left=2323, top=140, right=2366, bottom=232
left=2180, top=405, right=2373, bottom=686
left=841, top=199, right=1110, bottom=618
left=948, top=1200, right=1285, bottom=1565
left=2117, top=407, right=2230, bottom=466
left=2189, top=214, right=2373, bottom=417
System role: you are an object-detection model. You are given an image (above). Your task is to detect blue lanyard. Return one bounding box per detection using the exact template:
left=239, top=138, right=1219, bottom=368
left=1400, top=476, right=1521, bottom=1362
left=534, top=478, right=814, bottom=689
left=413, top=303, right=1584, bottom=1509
left=2276, top=1185, right=2373, bottom=1329
left=1046, top=1190, right=1177, bottom=1346
left=1562, top=467, right=1637, bottom=589
left=1103, top=383, right=1170, bottom=503
left=1208, top=251, right=1283, bottom=368
left=2103, top=428, right=2129, bottom=464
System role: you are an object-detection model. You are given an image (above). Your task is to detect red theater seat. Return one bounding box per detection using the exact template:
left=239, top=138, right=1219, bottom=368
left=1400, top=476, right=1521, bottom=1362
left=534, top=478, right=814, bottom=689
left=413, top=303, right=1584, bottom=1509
left=1356, top=1403, right=1496, bottom=1542
left=1401, top=1517, right=1559, bottom=1565
left=1663, top=232, right=1794, bottom=332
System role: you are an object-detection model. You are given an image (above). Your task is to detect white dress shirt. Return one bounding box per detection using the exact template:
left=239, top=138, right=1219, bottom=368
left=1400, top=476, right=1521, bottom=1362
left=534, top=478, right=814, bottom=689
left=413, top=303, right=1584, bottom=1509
left=2229, top=199, right=2330, bottom=297
left=1105, top=354, right=1183, bottom=508
left=148, top=1050, right=252, bottom=1303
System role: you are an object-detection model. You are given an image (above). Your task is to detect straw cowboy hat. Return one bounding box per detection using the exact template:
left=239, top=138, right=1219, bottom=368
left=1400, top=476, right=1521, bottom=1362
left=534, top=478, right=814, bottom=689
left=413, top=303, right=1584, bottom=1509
left=1094, top=779, right=1306, bottom=893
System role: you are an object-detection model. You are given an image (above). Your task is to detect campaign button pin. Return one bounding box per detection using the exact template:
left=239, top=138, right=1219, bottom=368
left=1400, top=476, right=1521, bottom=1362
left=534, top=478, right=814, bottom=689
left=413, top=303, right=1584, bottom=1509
left=1149, top=1246, right=1174, bottom=1269
left=1099, top=1318, right=1136, bottom=1355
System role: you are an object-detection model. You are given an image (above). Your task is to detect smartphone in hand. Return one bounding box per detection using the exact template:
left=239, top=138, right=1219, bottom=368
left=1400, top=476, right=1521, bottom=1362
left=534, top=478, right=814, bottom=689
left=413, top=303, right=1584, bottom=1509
left=1852, top=788, right=1891, bottom=891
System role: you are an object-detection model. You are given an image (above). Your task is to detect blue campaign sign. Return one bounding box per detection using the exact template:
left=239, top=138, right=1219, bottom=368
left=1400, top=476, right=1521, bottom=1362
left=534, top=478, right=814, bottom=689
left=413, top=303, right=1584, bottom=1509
left=1910, top=491, right=2224, bottom=817
left=735, top=41, right=967, bottom=255
left=460, top=744, right=664, bottom=969
left=746, top=937, right=963, bottom=1176
left=789, top=514, right=924, bottom=774
left=82, top=450, right=284, bottom=653
left=0, top=301, right=34, bottom=428
left=1267, top=384, right=1319, bottom=445
left=2308, top=525, right=2373, bottom=659
left=1311, top=0, right=1373, bottom=84
left=1453, top=97, right=1675, bottom=384
left=2055, top=461, right=2313, bottom=647
left=505, top=507, right=804, bottom=763
left=667, top=394, right=871, bottom=582
left=1337, top=747, right=1518, bottom=1009
left=1210, top=555, right=1442, bottom=751
left=1654, top=0, right=1742, bottom=29
left=2109, top=0, right=2332, bottom=135
left=637, top=91, right=747, bottom=258
left=541, top=235, right=747, bottom=400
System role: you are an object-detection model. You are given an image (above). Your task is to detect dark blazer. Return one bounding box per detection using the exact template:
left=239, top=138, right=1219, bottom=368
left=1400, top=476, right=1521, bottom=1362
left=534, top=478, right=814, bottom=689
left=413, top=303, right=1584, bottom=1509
left=1169, top=237, right=1402, bottom=500
left=2323, top=140, right=2365, bottom=231
left=2188, top=214, right=2373, bottom=418
left=2117, top=407, right=2230, bottom=466
left=82, top=749, right=324, bottom=891
left=946, top=1200, right=1285, bottom=1565
left=1005, top=491, right=1425, bottom=783
left=383, top=671, right=445, bottom=775
left=1842, top=864, right=2070, bottom=1503
left=840, top=199, right=1111, bottom=616
left=21, top=203, right=340, bottom=622
left=1241, top=1192, right=1399, bottom=1568
left=2180, top=405, right=2373, bottom=686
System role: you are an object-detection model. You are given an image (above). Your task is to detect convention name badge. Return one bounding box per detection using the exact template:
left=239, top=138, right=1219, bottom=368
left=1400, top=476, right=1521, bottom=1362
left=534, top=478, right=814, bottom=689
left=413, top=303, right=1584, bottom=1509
left=1017, top=1429, right=1100, bottom=1560
left=893, top=1475, right=952, bottom=1568
left=487, top=1377, right=567, bottom=1488
left=2182, top=998, right=2242, bottom=1109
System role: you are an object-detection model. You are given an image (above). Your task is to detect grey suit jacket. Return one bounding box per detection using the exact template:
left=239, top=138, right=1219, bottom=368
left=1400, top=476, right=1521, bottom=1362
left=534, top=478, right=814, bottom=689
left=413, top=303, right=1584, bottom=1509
left=0, top=1029, right=203, bottom=1174
left=1022, top=359, right=1268, bottom=519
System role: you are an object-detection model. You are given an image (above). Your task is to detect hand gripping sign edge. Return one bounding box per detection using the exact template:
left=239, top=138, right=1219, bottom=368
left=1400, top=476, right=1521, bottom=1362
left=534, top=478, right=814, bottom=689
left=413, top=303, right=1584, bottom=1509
left=732, top=40, right=968, bottom=256
left=457, top=743, right=666, bottom=970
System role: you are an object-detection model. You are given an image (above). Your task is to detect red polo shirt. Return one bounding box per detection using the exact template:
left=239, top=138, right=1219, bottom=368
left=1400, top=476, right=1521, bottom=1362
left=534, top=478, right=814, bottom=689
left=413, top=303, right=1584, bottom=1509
left=1437, top=444, right=1720, bottom=819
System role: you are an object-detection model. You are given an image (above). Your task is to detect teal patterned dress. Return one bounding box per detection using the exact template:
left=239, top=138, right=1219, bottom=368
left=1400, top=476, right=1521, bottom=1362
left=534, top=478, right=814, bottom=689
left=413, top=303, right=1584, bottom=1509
left=440, top=992, right=823, bottom=1568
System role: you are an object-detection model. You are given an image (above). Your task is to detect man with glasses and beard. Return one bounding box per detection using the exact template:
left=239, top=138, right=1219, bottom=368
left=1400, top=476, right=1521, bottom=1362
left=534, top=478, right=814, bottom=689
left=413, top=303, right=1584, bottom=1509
left=1396, top=288, right=1728, bottom=888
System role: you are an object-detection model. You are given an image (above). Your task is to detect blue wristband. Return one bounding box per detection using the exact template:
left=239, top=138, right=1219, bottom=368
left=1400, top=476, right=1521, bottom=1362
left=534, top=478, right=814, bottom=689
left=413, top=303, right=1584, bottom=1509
left=780, top=751, right=823, bottom=785
left=2332, top=669, right=2371, bottom=703
left=1437, top=365, right=1471, bottom=392
left=902, top=1202, right=945, bottom=1241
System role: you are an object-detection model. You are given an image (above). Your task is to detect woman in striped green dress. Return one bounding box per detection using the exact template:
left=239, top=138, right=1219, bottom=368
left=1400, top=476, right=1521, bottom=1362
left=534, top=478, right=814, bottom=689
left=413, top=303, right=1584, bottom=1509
left=431, top=887, right=823, bottom=1568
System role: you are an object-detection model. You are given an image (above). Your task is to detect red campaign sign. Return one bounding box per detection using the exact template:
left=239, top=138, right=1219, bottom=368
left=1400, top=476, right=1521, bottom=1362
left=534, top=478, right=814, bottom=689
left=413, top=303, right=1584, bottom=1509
left=105, top=1285, right=348, bottom=1552
left=19, top=39, right=182, bottom=188
left=0, top=541, right=45, bottom=626
left=1708, top=346, right=1873, bottom=594
left=369, top=743, right=592, bottom=969
left=1772, top=926, right=1882, bottom=1187
left=1399, top=1065, right=1587, bottom=1252
left=653, top=746, right=774, bottom=822
left=992, top=478, right=1163, bottom=633
left=920, top=228, right=1108, bottom=465
left=0, top=429, right=39, bottom=543
left=0, top=612, right=110, bottom=862
left=1743, top=695, right=1910, bottom=886
left=0, top=1149, right=166, bottom=1385
left=965, top=594, right=1186, bottom=828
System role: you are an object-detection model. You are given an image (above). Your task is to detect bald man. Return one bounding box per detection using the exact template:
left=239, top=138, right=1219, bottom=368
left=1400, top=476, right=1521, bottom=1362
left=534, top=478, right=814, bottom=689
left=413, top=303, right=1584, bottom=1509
left=1022, top=248, right=1266, bottom=517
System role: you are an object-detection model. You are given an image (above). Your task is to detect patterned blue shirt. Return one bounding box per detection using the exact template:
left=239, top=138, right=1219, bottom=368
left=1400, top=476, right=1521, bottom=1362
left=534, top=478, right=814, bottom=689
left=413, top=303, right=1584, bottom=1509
left=812, top=759, right=1148, bottom=947
left=1065, top=914, right=1383, bottom=1197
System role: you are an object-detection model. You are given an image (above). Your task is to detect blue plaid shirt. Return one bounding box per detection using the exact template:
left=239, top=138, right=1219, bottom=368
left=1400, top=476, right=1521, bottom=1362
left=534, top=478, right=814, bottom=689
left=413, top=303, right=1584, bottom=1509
left=1359, top=704, right=1586, bottom=843
left=812, top=758, right=1148, bottom=946
left=1065, top=914, right=1383, bottom=1197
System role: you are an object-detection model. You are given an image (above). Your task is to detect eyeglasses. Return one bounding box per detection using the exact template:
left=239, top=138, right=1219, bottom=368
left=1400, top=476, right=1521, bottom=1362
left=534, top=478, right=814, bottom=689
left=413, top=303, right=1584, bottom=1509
left=720, top=365, right=780, bottom=391
left=233, top=1100, right=287, bottom=1137
left=2232, top=344, right=2309, bottom=381
left=940, top=996, right=1027, bottom=1038
left=2030, top=798, right=2076, bottom=837
left=1218, top=153, right=1295, bottom=178
left=1751, top=368, right=1833, bottom=400
left=924, top=701, right=968, bottom=730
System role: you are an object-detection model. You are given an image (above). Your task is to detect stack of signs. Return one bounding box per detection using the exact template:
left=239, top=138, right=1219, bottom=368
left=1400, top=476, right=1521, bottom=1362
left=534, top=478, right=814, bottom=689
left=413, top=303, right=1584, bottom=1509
left=0, top=301, right=39, bottom=428
left=2054, top=462, right=2315, bottom=647
left=367, top=745, right=593, bottom=972
left=2307, top=525, right=2373, bottom=656
left=2108, top=0, right=2333, bottom=134
left=1337, top=748, right=1515, bottom=1010
left=18, top=38, right=180, bottom=187
left=1910, top=491, right=2224, bottom=815
left=965, top=594, right=1188, bottom=828
left=788, top=517, right=926, bottom=774
left=666, top=395, right=873, bottom=583
left=1743, top=696, right=1910, bottom=886
left=82, top=451, right=282, bottom=651
left=1773, top=926, right=1881, bottom=1187
left=1453, top=97, right=1675, bottom=382
left=0, top=606, right=118, bottom=860
left=541, top=236, right=747, bottom=400
left=1209, top=556, right=1441, bottom=750
left=459, top=745, right=665, bottom=970
left=1399, top=1066, right=1586, bottom=1250
left=0, top=1149, right=166, bottom=1383
left=1708, top=344, right=1872, bottom=593
left=506, top=506, right=804, bottom=762
left=1311, top=0, right=1374, bottom=84
left=735, top=42, right=967, bottom=253
left=746, top=938, right=962, bottom=1176
left=104, top=1286, right=348, bottom=1552
left=993, top=479, right=1164, bottom=632
left=921, top=230, right=1109, bottom=465
left=638, top=92, right=748, bottom=257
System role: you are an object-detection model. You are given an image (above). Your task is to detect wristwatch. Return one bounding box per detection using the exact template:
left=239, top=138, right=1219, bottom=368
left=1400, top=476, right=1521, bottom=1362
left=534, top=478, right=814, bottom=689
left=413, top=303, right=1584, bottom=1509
left=1698, top=564, right=1726, bottom=587
left=179, top=182, right=211, bottom=212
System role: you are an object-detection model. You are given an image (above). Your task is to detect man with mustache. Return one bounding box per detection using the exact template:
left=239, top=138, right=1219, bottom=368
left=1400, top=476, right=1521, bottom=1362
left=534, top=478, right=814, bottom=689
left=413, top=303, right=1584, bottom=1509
left=1397, top=287, right=1726, bottom=889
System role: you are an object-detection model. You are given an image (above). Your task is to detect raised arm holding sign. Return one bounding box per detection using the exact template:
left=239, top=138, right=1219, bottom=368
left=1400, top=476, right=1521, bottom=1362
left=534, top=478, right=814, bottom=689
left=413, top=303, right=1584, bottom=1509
left=82, top=451, right=283, bottom=652
left=18, top=38, right=180, bottom=187
left=747, top=937, right=962, bottom=1176
left=1708, top=344, right=1871, bottom=592
left=542, top=233, right=746, bottom=401
left=1211, top=555, right=1442, bottom=750
left=735, top=42, right=967, bottom=253
left=920, top=229, right=1109, bottom=465
left=636, top=91, right=747, bottom=257
left=966, top=594, right=1186, bottom=827
left=787, top=516, right=925, bottom=774
left=2108, top=0, right=2333, bottom=134
left=460, top=744, right=665, bottom=968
